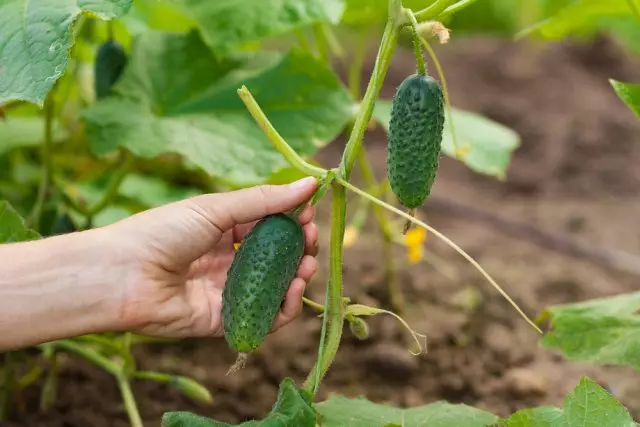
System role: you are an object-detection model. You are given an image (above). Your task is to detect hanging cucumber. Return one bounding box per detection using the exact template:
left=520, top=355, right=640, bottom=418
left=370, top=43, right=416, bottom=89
left=222, top=213, right=305, bottom=372
left=386, top=71, right=445, bottom=233
left=94, top=40, right=127, bottom=99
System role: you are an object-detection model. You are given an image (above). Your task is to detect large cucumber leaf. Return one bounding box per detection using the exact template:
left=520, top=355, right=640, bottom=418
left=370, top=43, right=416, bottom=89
left=0, top=0, right=132, bottom=106
left=83, top=30, right=352, bottom=187
left=315, top=395, right=498, bottom=426
left=539, top=292, right=640, bottom=372
left=498, top=377, right=635, bottom=427
left=173, top=0, right=344, bottom=54
left=162, top=378, right=316, bottom=427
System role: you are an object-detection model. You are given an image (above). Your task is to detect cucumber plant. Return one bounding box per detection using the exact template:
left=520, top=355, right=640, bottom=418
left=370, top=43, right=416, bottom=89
left=0, top=0, right=639, bottom=426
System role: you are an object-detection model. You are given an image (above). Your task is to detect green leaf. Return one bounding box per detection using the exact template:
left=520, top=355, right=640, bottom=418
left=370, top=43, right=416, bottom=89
left=372, top=101, right=520, bottom=179
left=175, top=0, right=344, bottom=54
left=120, top=0, right=196, bottom=36
left=0, top=117, right=68, bottom=157
left=315, top=396, right=498, bottom=426
left=83, top=30, right=352, bottom=187
left=119, top=174, right=201, bottom=208
left=162, top=378, right=316, bottom=427
left=517, top=0, right=631, bottom=41
left=540, top=292, right=640, bottom=371
left=610, top=79, right=640, bottom=118
left=498, top=377, right=634, bottom=427
left=0, top=200, right=40, bottom=242
left=0, top=0, right=133, bottom=106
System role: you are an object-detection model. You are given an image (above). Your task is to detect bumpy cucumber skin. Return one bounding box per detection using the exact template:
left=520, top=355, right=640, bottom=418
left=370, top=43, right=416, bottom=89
left=387, top=73, right=445, bottom=209
left=94, top=41, right=127, bottom=99
left=222, top=213, right=305, bottom=353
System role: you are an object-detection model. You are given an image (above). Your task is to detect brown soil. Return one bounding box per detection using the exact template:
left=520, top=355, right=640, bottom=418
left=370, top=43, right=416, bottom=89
left=6, top=36, right=640, bottom=426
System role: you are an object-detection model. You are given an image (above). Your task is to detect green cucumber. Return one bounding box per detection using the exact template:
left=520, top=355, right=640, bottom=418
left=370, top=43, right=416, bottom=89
left=386, top=73, right=445, bottom=211
left=222, top=213, right=305, bottom=361
left=94, top=40, right=127, bottom=99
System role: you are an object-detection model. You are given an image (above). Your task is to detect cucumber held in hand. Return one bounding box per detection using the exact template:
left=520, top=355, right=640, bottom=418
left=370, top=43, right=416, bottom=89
left=222, top=213, right=305, bottom=373
left=94, top=40, right=127, bottom=99
left=386, top=73, right=445, bottom=232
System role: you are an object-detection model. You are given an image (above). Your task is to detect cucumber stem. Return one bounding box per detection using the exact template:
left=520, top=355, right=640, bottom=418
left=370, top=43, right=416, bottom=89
left=303, top=183, right=347, bottom=393
left=414, top=0, right=457, bottom=22
left=339, top=19, right=400, bottom=179
left=237, top=86, right=326, bottom=178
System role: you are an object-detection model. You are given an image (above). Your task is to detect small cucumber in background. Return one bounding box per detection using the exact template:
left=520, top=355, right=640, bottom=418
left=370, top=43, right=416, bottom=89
left=386, top=72, right=445, bottom=232
left=222, top=213, right=305, bottom=372
left=94, top=40, right=127, bottom=99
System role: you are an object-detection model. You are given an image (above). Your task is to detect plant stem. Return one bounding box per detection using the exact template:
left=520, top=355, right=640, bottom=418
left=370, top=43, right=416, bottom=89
left=407, top=11, right=427, bottom=75
left=626, top=0, right=640, bottom=23
left=334, top=177, right=543, bottom=334
left=48, top=340, right=120, bottom=375
left=132, top=371, right=171, bottom=383
left=87, top=150, right=134, bottom=218
left=302, top=296, right=325, bottom=312
left=39, top=351, right=58, bottom=411
left=303, top=183, right=347, bottom=392
left=237, top=86, right=326, bottom=178
left=419, top=35, right=460, bottom=156
left=439, top=0, right=479, bottom=19
left=116, top=374, right=144, bottom=427
left=0, top=352, right=14, bottom=420
left=414, top=0, right=457, bottom=22
left=348, top=30, right=368, bottom=100
left=28, top=94, right=55, bottom=229
left=339, top=19, right=399, bottom=178
left=293, top=29, right=312, bottom=51
left=312, top=23, right=328, bottom=63
left=356, top=148, right=403, bottom=312
left=321, top=24, right=344, bottom=59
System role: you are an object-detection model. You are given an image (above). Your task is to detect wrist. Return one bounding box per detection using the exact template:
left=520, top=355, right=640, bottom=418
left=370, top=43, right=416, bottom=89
left=0, top=228, right=129, bottom=350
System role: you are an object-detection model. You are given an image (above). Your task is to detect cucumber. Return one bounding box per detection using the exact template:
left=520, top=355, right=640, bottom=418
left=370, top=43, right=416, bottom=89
left=94, top=40, right=127, bottom=99
left=222, top=213, right=305, bottom=357
left=386, top=73, right=445, bottom=211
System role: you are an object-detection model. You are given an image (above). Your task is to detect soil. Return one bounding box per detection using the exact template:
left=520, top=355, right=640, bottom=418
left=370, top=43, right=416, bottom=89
left=6, top=35, right=640, bottom=426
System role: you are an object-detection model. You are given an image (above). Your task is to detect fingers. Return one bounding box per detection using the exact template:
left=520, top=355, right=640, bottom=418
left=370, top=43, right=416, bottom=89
left=190, top=177, right=318, bottom=233
left=296, top=255, right=318, bottom=282
left=271, top=278, right=306, bottom=332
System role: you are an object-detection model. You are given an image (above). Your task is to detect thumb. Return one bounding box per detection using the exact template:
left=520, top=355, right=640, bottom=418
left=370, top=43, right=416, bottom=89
left=190, top=177, right=318, bottom=232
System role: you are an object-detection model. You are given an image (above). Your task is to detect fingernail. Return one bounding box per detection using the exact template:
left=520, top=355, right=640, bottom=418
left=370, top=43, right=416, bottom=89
left=289, top=176, right=317, bottom=192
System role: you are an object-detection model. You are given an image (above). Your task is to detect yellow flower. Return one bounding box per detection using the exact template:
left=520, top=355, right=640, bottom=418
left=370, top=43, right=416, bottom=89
left=405, top=227, right=426, bottom=264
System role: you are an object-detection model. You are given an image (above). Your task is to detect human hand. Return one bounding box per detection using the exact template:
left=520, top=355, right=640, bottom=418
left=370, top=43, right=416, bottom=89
left=103, top=177, right=319, bottom=339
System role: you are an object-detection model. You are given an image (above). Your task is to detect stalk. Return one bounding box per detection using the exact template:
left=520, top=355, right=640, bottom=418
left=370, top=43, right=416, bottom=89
left=0, top=352, right=14, bottom=420
left=414, top=0, right=457, bottom=22
left=27, top=93, right=55, bottom=228
left=39, top=351, right=59, bottom=411
left=303, top=184, right=347, bottom=392
left=339, top=18, right=400, bottom=178
left=117, top=374, right=144, bottom=427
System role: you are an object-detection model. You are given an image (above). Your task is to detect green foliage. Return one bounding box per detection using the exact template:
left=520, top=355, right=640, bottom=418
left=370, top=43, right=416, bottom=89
left=162, top=378, right=316, bottom=427
left=610, top=79, right=640, bottom=117
left=315, top=395, right=498, bottom=426
left=82, top=30, right=353, bottom=186
left=497, top=377, right=635, bottom=427
left=0, top=200, right=40, bottom=242
left=0, top=0, right=132, bottom=105
left=517, top=0, right=640, bottom=52
left=539, top=292, right=640, bottom=371
left=0, top=117, right=68, bottom=157
left=174, top=0, right=345, bottom=54
left=374, top=101, right=520, bottom=179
